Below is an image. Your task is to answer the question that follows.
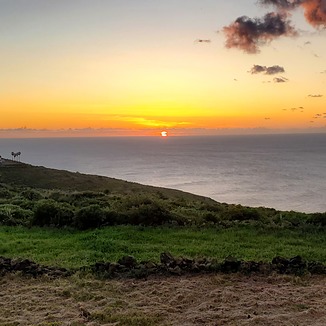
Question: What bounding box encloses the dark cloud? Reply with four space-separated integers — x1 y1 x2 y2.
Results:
224 0 326 53
308 94 323 97
250 65 267 73
259 0 303 10
223 12 297 53
274 76 288 82
194 39 211 43
250 64 285 74
259 0 326 27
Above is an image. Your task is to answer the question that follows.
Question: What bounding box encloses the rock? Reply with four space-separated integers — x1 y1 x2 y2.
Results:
221 256 241 273
144 261 157 269
117 256 137 268
308 261 326 274
272 256 289 274
288 256 307 275
108 263 119 275
160 252 176 267
168 266 182 275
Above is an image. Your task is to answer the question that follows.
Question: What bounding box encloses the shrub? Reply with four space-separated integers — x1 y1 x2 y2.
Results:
307 213 326 226
282 211 308 227
225 206 262 222
203 212 220 224
127 202 172 226
0 188 14 199
10 197 35 210
21 189 43 200
102 208 121 226
33 199 60 226
74 204 106 230
52 203 75 227
0 204 33 226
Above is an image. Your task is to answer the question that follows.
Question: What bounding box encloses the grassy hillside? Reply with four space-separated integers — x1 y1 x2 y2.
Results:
0 159 213 201
0 159 325 268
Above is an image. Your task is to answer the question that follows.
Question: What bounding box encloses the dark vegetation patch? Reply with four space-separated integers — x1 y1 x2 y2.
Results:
1 253 325 279
0 161 325 230
0 187 324 230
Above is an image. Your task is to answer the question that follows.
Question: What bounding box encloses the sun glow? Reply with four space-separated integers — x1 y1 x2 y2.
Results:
161 131 168 137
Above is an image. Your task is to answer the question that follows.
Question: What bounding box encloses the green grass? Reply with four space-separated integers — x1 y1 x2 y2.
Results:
1 225 325 268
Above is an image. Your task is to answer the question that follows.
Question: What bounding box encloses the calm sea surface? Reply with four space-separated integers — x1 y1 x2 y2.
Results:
0 134 325 213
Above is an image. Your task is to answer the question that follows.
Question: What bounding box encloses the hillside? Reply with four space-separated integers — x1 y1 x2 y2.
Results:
0 159 213 202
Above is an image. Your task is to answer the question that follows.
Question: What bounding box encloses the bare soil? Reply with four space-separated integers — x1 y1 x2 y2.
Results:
0 273 325 326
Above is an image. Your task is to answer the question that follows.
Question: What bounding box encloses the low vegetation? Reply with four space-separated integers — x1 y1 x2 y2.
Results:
0 160 325 268
1 225 326 269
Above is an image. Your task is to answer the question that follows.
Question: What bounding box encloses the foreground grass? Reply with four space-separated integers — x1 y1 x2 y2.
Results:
1 225 325 268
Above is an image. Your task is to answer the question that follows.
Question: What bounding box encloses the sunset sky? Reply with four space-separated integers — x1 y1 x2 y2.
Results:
1 0 326 137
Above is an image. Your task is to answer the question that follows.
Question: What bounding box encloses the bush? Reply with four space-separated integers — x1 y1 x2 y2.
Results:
307 213 326 226
0 188 14 199
21 189 43 200
33 199 60 226
52 203 75 227
282 211 308 227
127 202 172 226
203 212 220 224
102 208 121 226
74 205 106 230
0 204 33 226
225 206 262 222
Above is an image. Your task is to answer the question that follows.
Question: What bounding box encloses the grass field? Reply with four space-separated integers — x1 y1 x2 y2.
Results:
1 225 325 268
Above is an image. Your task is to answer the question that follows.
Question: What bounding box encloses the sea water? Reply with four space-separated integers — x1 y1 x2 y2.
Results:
0 133 325 213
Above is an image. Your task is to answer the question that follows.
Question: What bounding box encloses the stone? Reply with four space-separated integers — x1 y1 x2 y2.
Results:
117 256 137 268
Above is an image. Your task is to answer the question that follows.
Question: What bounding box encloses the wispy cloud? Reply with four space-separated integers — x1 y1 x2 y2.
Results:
250 64 285 75
194 39 211 43
274 76 288 83
308 94 323 97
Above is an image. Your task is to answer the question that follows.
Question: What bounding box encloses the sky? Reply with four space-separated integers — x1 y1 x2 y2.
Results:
1 0 326 137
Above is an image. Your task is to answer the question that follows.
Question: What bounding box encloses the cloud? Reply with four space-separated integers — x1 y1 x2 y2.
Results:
223 12 297 53
274 76 288 82
250 64 285 74
194 39 211 43
224 0 326 53
259 0 326 28
259 0 303 10
308 94 323 97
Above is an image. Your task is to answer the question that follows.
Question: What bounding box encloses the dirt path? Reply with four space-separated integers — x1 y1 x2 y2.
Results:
0 273 325 325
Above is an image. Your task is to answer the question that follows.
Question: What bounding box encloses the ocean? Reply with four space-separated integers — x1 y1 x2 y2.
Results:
0 133 325 213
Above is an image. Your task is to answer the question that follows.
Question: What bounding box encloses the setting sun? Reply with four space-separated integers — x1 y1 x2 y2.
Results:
161 131 168 137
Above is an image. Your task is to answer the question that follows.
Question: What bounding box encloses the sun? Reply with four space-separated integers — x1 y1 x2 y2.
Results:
161 131 168 137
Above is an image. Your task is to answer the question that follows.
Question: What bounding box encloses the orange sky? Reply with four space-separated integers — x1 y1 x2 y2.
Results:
1 1 326 137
